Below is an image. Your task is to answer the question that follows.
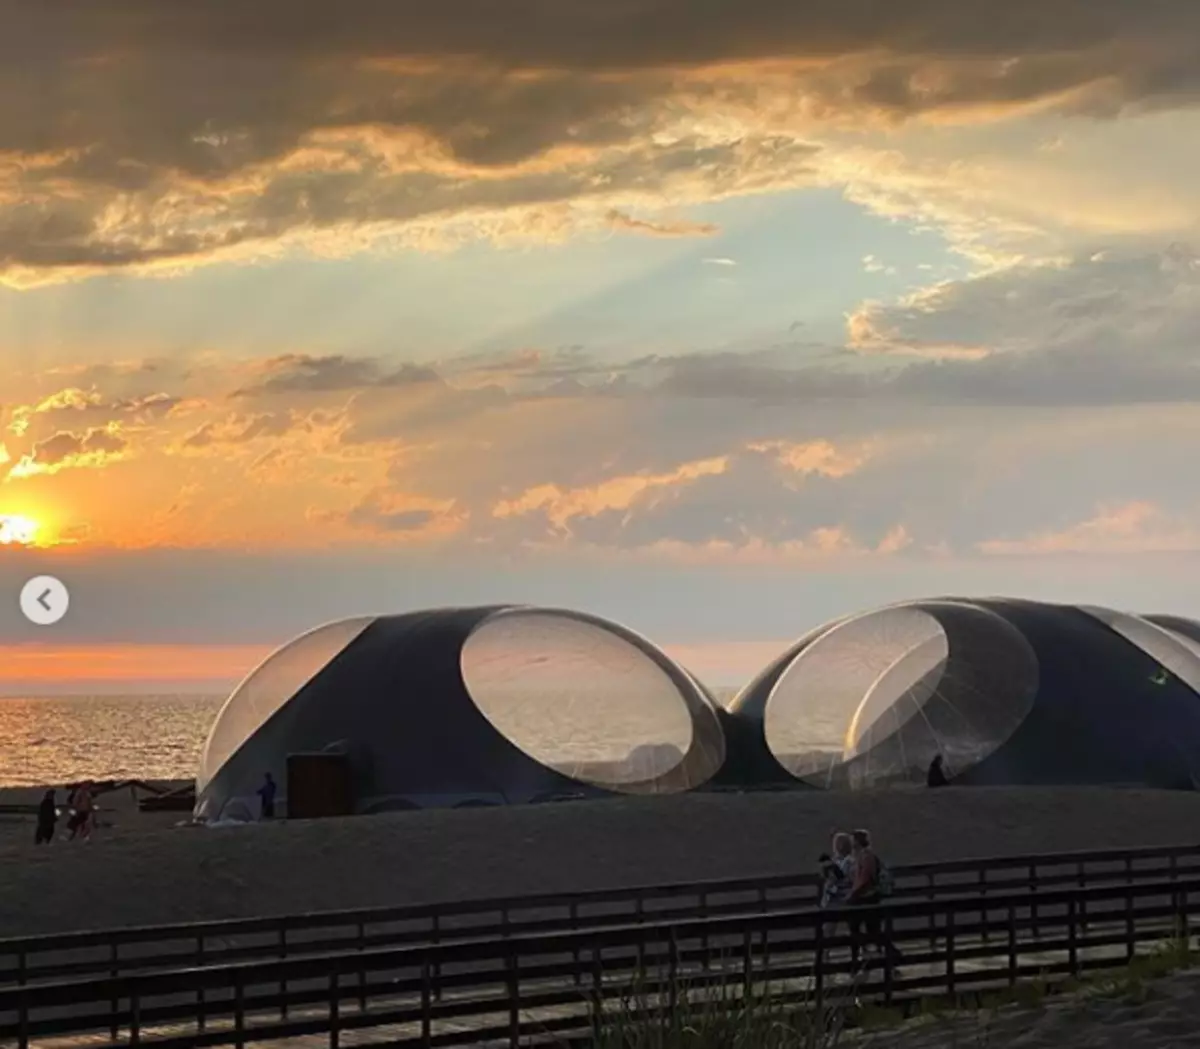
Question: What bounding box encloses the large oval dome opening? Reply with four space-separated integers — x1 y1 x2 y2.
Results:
461 609 701 792
764 603 1038 788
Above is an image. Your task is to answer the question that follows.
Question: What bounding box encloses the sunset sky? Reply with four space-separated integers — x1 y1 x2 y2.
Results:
3 1 1200 692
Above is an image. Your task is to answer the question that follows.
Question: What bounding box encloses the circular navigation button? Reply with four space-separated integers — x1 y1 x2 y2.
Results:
20 576 70 626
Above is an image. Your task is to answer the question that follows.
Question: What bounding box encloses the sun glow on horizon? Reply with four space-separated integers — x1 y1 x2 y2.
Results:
0 514 41 546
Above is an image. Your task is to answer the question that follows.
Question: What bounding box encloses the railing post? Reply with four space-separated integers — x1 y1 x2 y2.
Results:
635 897 646 979
758 886 769 965
1077 861 1088 932
572 902 582 987
431 913 442 1000
110 940 120 1040
1067 898 1078 975
507 946 520 1048
927 873 937 949
742 928 753 998
17 984 29 1049
700 891 710 970
945 907 956 996
279 925 288 1020
1125 885 1136 962
196 934 206 1032
813 918 825 1018
421 961 432 1046
590 942 603 1042
1180 888 1191 944
357 921 367 1012
668 929 679 1020
234 970 246 1049
762 910 771 976
329 961 340 1049
1007 905 1017 987
883 912 896 1005
979 867 989 943
1029 864 1040 939
129 989 140 1046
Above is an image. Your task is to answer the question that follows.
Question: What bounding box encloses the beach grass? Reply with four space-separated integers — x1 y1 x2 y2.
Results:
588 965 869 1049
581 929 1199 1049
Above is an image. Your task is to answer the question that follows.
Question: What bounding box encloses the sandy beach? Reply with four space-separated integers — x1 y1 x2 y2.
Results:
0 785 1198 939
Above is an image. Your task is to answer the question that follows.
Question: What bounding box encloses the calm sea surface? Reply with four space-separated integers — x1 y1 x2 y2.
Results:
0 690 752 789
0 695 223 787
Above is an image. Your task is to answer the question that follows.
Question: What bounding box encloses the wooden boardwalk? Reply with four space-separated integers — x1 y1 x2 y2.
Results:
5 843 1200 1047
22 923 1175 1048
6 879 1194 1049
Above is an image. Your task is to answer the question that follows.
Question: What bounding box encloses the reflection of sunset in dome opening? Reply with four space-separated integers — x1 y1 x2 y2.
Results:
842 628 949 759
766 607 946 759
765 603 1041 788
461 610 694 784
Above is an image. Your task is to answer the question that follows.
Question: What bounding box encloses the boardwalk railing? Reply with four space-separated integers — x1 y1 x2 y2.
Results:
1 874 1197 1048
3 842 1200 993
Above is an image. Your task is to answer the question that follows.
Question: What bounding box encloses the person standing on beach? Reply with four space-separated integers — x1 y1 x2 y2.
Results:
926 754 948 787
67 782 94 841
257 772 277 819
35 789 57 844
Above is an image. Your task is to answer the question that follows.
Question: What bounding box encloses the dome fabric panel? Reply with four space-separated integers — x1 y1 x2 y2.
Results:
195 605 726 819
732 598 1200 791
745 601 1038 788
196 616 375 794
196 597 1200 818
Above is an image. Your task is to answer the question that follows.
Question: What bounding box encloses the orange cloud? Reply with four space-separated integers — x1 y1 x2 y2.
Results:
978 502 1200 555
310 489 469 543
847 300 992 360
570 524 912 565
747 438 872 478
6 426 129 478
492 455 729 530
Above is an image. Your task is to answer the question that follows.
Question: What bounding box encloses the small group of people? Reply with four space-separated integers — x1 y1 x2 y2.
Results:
817 828 903 964
34 782 96 844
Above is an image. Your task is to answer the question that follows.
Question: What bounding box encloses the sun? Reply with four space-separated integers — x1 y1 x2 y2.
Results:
0 514 40 546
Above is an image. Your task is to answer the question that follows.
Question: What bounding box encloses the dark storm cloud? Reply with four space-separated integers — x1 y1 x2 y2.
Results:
5 1 1196 73
6 2 1198 165
0 0 1197 282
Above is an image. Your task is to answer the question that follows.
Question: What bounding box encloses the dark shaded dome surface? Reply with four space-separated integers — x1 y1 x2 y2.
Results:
196 605 725 819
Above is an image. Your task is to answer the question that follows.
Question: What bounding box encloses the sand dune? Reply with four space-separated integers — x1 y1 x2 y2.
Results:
2 786 1200 938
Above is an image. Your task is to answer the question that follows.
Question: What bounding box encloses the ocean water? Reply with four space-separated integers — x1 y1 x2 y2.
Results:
0 689 761 789
0 695 223 787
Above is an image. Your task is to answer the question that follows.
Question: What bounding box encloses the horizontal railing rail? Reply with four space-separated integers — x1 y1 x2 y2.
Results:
3 841 1199 993
1 873 1197 1048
